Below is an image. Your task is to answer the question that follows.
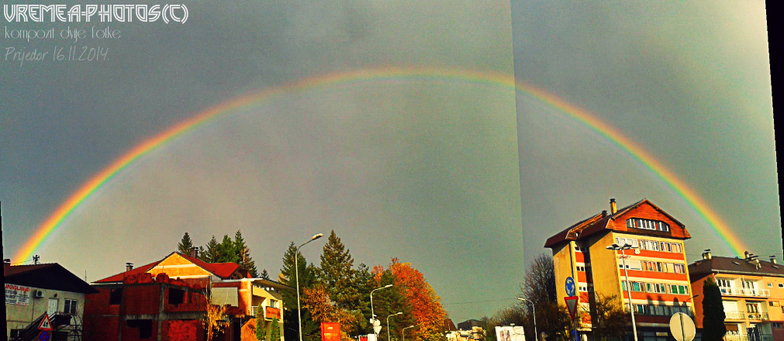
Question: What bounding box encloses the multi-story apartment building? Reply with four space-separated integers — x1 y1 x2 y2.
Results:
544 199 694 340
689 251 784 341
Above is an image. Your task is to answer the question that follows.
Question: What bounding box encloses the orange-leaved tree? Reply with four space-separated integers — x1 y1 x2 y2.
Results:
375 258 447 341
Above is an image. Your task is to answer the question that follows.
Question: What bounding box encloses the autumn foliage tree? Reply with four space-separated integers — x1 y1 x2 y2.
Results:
375 258 447 341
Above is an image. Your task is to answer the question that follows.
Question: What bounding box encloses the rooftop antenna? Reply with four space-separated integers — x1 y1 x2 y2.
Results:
33 255 40 265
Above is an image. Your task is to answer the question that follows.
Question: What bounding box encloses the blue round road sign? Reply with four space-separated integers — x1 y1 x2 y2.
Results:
39 331 50 341
565 277 576 296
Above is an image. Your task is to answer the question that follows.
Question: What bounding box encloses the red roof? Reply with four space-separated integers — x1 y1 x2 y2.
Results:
94 252 243 283
544 199 689 248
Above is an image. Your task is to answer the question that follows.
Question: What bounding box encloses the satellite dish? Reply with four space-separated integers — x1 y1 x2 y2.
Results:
669 312 696 341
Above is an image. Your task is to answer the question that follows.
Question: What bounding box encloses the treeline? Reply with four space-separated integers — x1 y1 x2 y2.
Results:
177 231 267 278
279 231 447 341
178 230 446 341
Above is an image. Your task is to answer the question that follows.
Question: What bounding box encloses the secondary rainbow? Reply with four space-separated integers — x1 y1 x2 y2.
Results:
13 67 747 262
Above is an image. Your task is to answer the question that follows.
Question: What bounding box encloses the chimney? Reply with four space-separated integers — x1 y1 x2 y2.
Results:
702 249 712 260
771 256 777 264
602 210 607 217
610 198 617 214
190 247 199 258
126 262 134 272
3 259 10 264
744 251 751 260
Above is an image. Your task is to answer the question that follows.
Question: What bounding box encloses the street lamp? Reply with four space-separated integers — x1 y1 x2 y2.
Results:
606 242 638 341
402 325 416 341
517 298 537 341
296 233 324 341
370 284 393 334
387 312 402 341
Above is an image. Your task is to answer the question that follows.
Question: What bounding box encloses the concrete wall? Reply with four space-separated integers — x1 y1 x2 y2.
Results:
5 285 86 339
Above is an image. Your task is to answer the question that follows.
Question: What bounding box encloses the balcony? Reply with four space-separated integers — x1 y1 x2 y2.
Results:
719 287 771 298
746 312 769 321
724 311 747 320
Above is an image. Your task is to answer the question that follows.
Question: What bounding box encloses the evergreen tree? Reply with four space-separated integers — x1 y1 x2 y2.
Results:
270 317 281 341
261 269 270 280
257 304 267 341
702 277 726 341
202 236 222 263
220 235 240 263
280 242 319 341
178 232 195 254
234 230 258 277
318 230 358 309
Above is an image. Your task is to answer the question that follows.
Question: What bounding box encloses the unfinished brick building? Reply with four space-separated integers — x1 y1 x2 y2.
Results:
83 252 289 341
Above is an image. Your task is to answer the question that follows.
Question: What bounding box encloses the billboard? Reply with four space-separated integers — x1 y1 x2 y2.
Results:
5 284 31 306
495 326 525 341
321 322 341 341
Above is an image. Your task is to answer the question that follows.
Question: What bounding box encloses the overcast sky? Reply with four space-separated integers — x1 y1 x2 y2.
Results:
1 1 777 323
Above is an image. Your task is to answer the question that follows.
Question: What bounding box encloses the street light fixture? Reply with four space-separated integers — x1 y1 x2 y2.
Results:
607 242 638 341
370 284 393 334
296 233 324 341
387 312 403 341
517 298 537 341
402 325 416 341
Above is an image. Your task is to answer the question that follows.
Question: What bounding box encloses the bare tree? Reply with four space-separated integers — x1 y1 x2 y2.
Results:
522 253 556 306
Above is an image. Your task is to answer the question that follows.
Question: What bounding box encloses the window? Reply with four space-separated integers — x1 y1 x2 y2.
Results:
127 320 153 339
626 218 670 232
779 283 784 288
774 323 783 328
632 282 641 292
168 288 185 305
64 299 78 315
769 283 773 288
110 288 123 305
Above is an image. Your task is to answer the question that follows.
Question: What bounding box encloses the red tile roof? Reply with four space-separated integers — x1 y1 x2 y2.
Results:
94 252 244 283
544 199 689 248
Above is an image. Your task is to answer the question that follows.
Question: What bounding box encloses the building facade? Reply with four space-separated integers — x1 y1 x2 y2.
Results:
689 251 784 341
5 262 98 341
544 199 694 340
83 252 288 341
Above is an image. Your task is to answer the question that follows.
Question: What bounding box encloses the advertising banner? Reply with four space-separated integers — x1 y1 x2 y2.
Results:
5 284 31 306
321 322 341 341
495 326 525 341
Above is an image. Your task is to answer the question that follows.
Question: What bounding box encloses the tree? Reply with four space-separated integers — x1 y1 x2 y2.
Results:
261 269 270 280
522 253 556 307
235 230 258 277
702 277 726 341
591 294 629 341
201 236 222 263
280 242 319 341
257 304 268 341
521 254 567 341
270 317 281 341
318 231 359 309
220 235 240 264
203 289 229 341
385 258 446 341
178 232 195 254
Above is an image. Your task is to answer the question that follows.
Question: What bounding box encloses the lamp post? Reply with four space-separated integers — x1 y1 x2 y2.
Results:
387 312 402 341
296 233 324 341
370 284 393 334
517 298 537 341
606 243 638 341
402 325 416 341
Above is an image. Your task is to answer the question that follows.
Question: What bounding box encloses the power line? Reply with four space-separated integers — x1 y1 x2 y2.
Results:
441 297 518 306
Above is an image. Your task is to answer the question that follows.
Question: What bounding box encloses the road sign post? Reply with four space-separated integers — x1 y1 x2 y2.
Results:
38 313 53 331
669 312 696 341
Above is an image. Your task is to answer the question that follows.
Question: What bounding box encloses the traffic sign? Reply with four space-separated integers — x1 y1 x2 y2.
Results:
38 313 53 331
669 312 696 341
38 331 50 341
565 277 576 297
564 296 579 321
